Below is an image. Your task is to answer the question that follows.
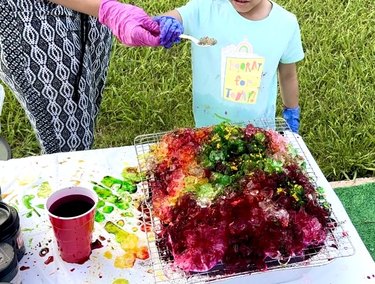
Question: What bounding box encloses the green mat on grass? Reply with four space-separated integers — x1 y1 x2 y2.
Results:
334 182 375 261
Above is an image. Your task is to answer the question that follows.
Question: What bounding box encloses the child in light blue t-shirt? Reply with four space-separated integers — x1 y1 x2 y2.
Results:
155 0 304 133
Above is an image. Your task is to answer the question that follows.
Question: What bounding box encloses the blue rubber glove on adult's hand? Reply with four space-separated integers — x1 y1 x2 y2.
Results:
282 106 300 133
153 16 183 48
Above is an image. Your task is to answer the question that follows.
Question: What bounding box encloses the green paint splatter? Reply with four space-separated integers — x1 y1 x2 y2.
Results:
122 167 143 183
105 221 124 239
102 176 137 194
97 200 105 208
22 195 41 217
95 211 105 222
22 195 34 210
102 206 114 213
104 221 136 245
114 199 130 210
92 183 112 199
121 212 134 218
22 228 34 232
91 171 141 222
37 181 52 198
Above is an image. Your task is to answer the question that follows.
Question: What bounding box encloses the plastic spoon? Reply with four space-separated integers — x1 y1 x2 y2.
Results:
179 34 217 47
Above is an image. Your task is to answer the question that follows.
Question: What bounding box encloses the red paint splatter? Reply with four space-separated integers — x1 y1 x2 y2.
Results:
99 235 106 241
136 246 150 260
20 266 30 271
140 223 151 233
44 256 54 265
91 239 103 250
70 268 75 272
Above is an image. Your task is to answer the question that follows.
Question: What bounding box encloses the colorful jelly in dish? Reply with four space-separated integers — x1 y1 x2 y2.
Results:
146 122 330 273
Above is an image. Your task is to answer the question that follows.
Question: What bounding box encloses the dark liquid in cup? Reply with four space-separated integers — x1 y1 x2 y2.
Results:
49 195 95 217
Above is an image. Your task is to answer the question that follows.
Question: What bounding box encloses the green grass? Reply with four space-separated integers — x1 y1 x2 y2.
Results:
1 0 375 182
335 183 375 260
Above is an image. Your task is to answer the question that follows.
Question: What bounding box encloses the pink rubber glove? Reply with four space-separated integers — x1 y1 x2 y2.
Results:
98 0 160 47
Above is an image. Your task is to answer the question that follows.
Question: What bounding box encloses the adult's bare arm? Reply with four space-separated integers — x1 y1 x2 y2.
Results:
48 0 101 17
48 0 160 47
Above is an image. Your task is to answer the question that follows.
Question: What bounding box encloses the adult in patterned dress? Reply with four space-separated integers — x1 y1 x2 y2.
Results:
0 0 160 154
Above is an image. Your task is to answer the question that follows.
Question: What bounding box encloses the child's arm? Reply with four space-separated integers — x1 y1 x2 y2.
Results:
279 63 299 108
161 10 183 23
279 63 301 133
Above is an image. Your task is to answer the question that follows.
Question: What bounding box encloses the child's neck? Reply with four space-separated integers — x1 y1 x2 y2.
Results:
239 0 272 21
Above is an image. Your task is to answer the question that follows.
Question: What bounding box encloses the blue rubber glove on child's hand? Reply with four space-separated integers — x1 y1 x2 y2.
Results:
153 16 183 48
282 106 300 133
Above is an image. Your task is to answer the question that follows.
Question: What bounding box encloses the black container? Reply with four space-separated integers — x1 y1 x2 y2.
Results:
0 243 20 283
0 202 25 261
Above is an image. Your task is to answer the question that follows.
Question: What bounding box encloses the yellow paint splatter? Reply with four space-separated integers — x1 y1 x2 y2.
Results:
17 175 36 186
37 181 52 198
105 221 149 268
103 251 112 259
147 233 155 242
119 233 139 251
105 221 139 251
112 279 129 284
0 191 13 200
116 219 125 227
71 180 82 186
155 269 168 281
114 252 136 269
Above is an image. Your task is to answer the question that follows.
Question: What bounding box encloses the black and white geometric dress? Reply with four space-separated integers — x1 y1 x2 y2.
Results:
0 0 112 153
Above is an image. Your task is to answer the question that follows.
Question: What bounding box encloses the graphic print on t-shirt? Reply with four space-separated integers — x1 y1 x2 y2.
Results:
221 40 264 104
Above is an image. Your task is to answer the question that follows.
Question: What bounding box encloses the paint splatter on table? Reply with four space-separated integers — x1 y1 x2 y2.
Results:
0 147 153 284
1 145 374 284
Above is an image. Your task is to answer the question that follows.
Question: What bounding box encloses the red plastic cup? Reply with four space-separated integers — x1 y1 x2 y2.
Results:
46 186 98 264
